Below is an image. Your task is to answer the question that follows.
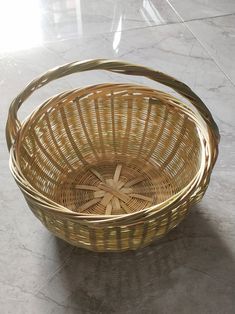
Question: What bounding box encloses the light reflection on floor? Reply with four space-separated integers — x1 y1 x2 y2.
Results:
0 0 167 53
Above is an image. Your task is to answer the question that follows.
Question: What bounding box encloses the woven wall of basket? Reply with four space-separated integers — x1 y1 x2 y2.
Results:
6 59 219 252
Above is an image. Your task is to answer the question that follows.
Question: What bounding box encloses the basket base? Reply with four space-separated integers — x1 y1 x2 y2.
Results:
56 158 173 215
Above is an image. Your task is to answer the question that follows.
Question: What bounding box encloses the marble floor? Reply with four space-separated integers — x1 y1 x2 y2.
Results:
0 0 235 313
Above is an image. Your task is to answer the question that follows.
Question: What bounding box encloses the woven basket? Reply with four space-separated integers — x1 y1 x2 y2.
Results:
6 59 219 252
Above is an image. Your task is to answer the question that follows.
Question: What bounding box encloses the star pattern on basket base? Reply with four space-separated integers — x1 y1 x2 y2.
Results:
75 164 153 214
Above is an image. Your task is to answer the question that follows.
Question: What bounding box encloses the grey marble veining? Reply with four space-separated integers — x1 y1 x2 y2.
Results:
168 0 235 20
186 14 235 85
0 1 235 313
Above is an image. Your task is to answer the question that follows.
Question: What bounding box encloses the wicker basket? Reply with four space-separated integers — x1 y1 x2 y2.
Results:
6 59 219 252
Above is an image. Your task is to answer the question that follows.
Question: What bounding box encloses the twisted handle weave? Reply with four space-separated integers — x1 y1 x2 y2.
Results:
6 59 220 150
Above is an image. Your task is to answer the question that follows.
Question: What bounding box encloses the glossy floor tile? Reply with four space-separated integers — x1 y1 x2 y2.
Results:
0 0 179 53
169 0 235 20
186 14 235 84
0 1 235 313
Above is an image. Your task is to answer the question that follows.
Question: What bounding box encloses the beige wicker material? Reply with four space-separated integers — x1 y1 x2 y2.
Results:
6 59 219 252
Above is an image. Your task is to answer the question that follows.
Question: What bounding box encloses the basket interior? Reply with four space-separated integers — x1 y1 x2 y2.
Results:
17 84 203 215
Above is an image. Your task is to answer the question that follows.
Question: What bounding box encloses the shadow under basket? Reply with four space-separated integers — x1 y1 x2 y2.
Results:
6 59 219 252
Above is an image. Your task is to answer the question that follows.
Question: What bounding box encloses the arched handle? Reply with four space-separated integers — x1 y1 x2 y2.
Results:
6 59 220 150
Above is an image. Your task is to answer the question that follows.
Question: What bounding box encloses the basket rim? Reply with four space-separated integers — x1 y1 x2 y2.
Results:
10 83 216 223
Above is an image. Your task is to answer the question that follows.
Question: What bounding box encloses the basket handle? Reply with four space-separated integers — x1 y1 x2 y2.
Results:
6 59 220 150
